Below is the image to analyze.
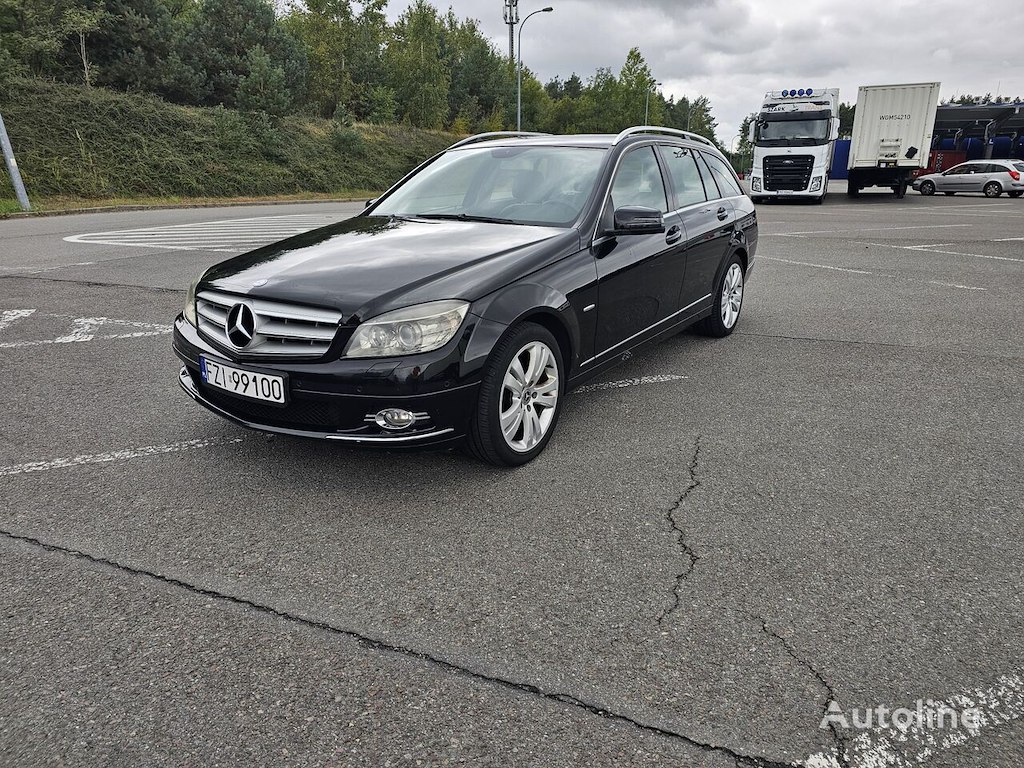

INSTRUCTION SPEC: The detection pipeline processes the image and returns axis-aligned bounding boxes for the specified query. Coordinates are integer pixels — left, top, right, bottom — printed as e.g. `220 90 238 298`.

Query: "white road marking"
993 236 1024 242
0 438 244 478
929 281 987 291
760 256 874 275
574 374 689 393
64 214 338 253
0 314 172 349
54 317 102 343
768 224 972 237
803 672 1024 768
855 241 1024 263
0 309 36 333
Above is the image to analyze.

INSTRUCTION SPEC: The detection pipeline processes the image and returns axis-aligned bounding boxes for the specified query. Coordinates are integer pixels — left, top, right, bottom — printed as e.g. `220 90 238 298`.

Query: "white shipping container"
848 82 941 170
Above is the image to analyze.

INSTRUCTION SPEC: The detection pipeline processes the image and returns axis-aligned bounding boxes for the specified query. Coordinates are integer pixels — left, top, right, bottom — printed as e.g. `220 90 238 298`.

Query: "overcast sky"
386 0 1024 146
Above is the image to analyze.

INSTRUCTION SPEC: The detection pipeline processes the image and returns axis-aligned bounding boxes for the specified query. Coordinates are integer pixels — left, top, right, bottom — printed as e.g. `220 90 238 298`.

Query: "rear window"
1015 163 1024 172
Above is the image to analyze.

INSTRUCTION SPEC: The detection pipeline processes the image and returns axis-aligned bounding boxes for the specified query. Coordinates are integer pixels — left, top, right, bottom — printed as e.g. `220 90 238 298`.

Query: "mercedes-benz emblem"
225 303 256 348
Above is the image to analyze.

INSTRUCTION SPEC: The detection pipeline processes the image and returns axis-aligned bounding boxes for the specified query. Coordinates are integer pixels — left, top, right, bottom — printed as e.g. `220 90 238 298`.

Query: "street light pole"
516 6 553 132
644 80 662 125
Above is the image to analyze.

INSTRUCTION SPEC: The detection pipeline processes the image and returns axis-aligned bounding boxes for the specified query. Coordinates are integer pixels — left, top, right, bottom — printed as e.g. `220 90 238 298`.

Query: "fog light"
809 176 822 192
375 408 416 430
751 177 762 192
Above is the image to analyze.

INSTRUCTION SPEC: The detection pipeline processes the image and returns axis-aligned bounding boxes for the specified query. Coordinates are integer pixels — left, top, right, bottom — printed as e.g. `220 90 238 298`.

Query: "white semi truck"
748 87 841 204
846 82 941 198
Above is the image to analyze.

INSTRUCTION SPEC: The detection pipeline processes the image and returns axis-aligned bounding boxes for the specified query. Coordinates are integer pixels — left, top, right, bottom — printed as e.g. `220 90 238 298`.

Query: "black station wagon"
173 127 758 465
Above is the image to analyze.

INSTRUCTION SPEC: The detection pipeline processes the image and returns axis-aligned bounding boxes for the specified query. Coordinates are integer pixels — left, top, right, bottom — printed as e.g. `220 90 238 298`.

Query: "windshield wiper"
411 213 518 225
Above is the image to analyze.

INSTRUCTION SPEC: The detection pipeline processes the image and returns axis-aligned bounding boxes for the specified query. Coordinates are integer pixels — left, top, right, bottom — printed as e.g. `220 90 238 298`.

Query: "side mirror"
364 198 377 209
747 123 756 143
829 117 840 141
612 206 665 236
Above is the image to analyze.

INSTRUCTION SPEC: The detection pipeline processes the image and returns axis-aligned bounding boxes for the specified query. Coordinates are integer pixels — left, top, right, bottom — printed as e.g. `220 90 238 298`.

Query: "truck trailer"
846 82 941 198
748 87 841 204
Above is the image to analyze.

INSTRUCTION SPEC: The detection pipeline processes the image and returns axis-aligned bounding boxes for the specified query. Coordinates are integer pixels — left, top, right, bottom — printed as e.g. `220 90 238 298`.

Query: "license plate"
777 189 793 195
200 356 286 404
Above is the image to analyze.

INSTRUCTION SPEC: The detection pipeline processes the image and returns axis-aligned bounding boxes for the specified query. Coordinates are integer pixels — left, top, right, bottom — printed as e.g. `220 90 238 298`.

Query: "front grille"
764 155 814 191
197 290 342 358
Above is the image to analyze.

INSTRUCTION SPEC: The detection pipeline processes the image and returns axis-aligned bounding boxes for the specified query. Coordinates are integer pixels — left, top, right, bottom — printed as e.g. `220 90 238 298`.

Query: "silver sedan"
913 159 1024 198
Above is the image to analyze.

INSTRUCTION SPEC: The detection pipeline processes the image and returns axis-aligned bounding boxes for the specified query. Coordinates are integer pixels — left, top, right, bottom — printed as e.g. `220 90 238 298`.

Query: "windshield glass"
756 119 829 146
372 145 606 227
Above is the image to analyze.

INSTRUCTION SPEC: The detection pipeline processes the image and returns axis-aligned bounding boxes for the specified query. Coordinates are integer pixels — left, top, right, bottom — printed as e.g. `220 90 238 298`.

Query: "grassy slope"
0 79 459 210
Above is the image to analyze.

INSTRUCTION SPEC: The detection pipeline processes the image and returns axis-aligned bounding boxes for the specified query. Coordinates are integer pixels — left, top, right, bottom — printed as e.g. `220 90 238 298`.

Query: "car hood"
202 215 579 322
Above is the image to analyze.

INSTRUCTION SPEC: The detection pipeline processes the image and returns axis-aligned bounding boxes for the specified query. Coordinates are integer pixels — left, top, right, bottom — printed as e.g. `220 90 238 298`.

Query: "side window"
700 152 744 198
988 164 1008 174
609 146 669 213
659 145 708 208
695 153 723 199
946 165 967 175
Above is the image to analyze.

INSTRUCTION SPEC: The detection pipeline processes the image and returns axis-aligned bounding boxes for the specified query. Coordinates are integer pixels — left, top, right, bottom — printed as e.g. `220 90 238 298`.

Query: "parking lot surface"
1 193 1022 767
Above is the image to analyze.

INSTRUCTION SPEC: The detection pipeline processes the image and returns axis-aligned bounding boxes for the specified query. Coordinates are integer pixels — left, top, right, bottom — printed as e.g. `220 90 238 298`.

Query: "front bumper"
173 316 478 447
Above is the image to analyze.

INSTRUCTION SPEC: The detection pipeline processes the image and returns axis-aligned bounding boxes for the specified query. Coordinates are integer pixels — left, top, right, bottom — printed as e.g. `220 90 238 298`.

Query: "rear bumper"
173 316 477 447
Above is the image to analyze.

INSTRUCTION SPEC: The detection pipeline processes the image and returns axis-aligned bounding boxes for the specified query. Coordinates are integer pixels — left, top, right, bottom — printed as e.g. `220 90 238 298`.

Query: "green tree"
88 0 177 92
838 102 855 135
180 0 307 109
236 44 290 114
385 0 449 129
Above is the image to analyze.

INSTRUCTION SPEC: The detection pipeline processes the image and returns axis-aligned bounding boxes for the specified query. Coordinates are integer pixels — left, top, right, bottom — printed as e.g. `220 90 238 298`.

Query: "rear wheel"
944 191 956 196
466 322 563 466
698 258 744 338
919 180 935 196
1009 192 1023 198
984 181 1002 198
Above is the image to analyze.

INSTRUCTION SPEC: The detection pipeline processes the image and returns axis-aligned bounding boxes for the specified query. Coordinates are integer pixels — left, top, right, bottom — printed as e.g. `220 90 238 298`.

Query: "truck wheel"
984 182 1002 198
919 181 935 196
813 193 825 205
846 186 860 198
943 192 955 196
895 181 908 199
1009 192 1023 198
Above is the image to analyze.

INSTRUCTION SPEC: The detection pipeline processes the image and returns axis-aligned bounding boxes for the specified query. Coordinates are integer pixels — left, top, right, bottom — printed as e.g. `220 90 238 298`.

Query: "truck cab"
748 88 841 204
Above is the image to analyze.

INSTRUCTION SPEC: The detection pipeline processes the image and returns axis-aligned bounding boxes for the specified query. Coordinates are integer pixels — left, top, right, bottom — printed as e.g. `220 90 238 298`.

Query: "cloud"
390 0 1024 142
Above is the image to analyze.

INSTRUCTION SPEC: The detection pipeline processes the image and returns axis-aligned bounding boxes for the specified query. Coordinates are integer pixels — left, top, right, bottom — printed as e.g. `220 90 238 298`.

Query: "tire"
1009 192 1023 198
698 257 745 338
846 185 860 198
813 193 825 205
984 181 1002 198
919 180 935 196
465 322 564 466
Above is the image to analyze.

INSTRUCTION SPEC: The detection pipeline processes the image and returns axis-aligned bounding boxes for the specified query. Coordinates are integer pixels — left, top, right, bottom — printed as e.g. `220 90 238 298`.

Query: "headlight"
751 177 762 192
343 300 469 358
183 277 200 326
809 176 822 192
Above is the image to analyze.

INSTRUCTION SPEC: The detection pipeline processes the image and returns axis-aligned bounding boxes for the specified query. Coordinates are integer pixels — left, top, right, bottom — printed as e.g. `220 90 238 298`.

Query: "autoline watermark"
820 700 981 732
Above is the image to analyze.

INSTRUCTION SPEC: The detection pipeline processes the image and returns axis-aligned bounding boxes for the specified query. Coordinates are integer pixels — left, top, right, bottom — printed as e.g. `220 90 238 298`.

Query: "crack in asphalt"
655 436 702 625
750 615 850 768
0 526 794 768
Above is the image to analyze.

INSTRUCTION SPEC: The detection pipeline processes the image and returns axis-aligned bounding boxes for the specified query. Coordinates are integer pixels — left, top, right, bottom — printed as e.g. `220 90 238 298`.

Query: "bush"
0 78 457 200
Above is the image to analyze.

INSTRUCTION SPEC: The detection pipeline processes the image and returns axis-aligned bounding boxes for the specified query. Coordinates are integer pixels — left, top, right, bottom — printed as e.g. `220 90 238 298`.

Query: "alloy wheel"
499 341 559 453
721 263 744 329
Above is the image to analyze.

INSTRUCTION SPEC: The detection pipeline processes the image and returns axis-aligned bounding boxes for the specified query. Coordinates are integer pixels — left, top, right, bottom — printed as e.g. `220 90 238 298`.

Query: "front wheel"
919 180 935 196
984 181 1002 198
699 257 745 338
466 323 564 466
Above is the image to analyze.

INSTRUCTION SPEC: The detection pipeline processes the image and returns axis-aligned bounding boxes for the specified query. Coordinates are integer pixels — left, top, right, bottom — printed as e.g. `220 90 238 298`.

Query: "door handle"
665 225 682 245
716 207 729 221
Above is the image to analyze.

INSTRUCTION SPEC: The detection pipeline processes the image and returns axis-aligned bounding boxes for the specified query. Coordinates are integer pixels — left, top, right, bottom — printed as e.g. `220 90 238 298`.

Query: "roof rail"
611 125 717 148
448 131 552 150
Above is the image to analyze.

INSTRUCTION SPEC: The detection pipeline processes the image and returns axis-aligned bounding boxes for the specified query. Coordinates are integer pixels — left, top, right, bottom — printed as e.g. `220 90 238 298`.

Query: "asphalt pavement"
1 191 1022 767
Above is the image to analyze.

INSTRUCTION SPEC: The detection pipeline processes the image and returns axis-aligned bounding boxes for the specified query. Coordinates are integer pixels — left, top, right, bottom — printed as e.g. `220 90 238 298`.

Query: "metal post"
503 0 519 62
644 80 662 125
516 7 553 132
0 112 30 212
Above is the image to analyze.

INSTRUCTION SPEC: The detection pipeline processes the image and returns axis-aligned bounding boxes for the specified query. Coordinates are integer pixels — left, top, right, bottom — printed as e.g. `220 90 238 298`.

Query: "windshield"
372 145 606 227
756 119 829 146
